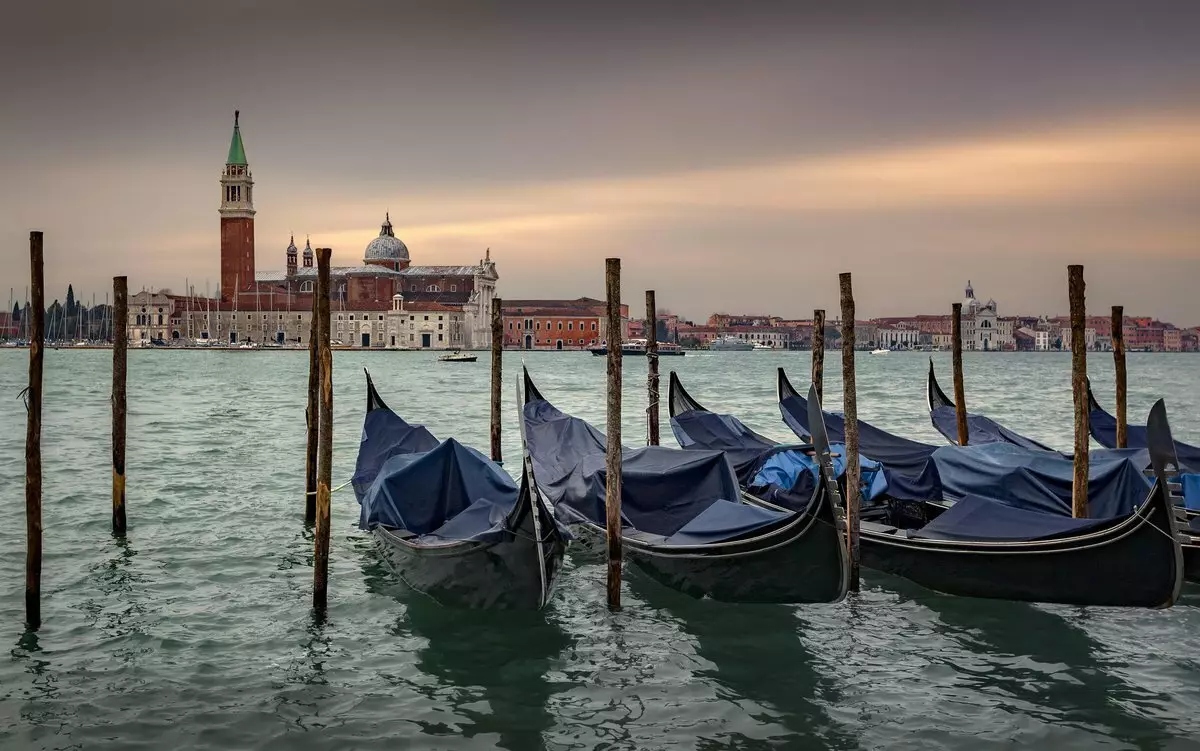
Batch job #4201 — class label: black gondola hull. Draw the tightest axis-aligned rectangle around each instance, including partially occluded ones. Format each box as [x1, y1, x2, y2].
[371, 486, 566, 610]
[861, 485, 1183, 607]
[558, 488, 848, 604]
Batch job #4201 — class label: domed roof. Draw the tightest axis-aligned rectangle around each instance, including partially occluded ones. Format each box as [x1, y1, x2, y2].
[364, 213, 409, 263]
[302, 237, 313, 258]
[286, 234, 298, 256]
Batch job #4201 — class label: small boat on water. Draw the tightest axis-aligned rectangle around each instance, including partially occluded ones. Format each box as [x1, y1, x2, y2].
[353, 371, 567, 609]
[708, 335, 754, 352]
[871, 348, 890, 355]
[769, 368, 1184, 607]
[438, 350, 477, 362]
[522, 367, 848, 603]
[592, 338, 686, 357]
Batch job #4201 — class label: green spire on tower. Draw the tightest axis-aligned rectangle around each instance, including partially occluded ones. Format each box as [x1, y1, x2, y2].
[227, 110, 248, 166]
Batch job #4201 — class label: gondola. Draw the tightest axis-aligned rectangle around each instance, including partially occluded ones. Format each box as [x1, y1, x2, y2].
[928, 364, 1200, 580]
[521, 367, 849, 603]
[353, 371, 567, 609]
[769, 369, 1185, 606]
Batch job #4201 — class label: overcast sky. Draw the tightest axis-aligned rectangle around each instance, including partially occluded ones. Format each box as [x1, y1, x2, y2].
[2, 1, 1198, 323]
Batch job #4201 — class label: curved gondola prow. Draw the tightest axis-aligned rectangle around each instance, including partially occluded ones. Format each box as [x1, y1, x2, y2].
[777, 366, 801, 404]
[806, 383, 848, 570]
[522, 365, 546, 405]
[926, 359, 954, 412]
[365, 368, 391, 413]
[1147, 399, 1182, 488]
[1086, 377, 1105, 417]
[668, 370, 706, 418]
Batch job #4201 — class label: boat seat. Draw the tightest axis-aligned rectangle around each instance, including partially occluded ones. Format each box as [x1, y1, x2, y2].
[622, 529, 670, 545]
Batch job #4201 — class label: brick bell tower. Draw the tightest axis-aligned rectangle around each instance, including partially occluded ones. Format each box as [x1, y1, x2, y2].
[219, 110, 255, 302]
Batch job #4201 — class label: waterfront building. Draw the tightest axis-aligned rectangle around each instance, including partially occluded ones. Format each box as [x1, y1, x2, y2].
[500, 298, 628, 350]
[125, 112, 496, 349]
[877, 326, 921, 349]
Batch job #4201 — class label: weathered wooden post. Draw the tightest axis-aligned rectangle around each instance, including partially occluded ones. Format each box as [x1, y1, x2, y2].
[605, 258, 623, 610]
[1111, 305, 1127, 449]
[645, 289, 659, 446]
[951, 302, 969, 445]
[25, 231, 44, 629]
[490, 296, 503, 462]
[112, 276, 128, 536]
[313, 247, 334, 610]
[839, 273, 860, 593]
[811, 309, 825, 404]
[1069, 265, 1089, 518]
[304, 289, 319, 524]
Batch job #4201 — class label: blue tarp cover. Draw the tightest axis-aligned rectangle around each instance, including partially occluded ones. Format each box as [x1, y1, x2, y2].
[352, 407, 439, 502]
[930, 405, 1058, 453]
[912, 494, 1121, 542]
[779, 387, 1151, 518]
[358, 438, 521, 543]
[524, 397, 788, 544]
[671, 408, 885, 503]
[1090, 403, 1200, 473]
[1183, 474, 1200, 510]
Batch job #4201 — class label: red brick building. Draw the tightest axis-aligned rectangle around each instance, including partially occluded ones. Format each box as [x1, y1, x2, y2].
[501, 297, 628, 349]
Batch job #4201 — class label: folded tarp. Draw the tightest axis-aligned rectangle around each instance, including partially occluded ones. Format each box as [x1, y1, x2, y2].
[525, 397, 786, 544]
[359, 438, 520, 543]
[930, 405, 1058, 453]
[352, 406, 440, 502]
[912, 494, 1121, 542]
[664, 500, 790, 546]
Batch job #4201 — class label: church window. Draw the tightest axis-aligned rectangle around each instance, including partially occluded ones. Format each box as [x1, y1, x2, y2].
[337, 315, 343, 320]
[535, 322, 540, 330]
[568, 322, 573, 330]
[300, 281, 313, 293]
[508, 322, 513, 330]
[557, 322, 563, 330]
[591, 322, 597, 330]
[426, 285, 440, 293]
[450, 285, 457, 292]
[158, 315, 163, 325]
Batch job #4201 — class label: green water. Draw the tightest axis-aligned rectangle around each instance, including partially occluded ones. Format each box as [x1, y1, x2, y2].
[1, 349, 1198, 749]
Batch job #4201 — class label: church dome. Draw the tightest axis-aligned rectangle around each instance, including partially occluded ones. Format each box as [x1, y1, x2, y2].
[364, 213, 409, 263]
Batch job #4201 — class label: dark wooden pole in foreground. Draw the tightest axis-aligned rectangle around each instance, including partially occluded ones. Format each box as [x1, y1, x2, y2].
[112, 276, 128, 536]
[604, 258, 623, 610]
[1111, 304, 1127, 449]
[313, 247, 334, 610]
[838, 273, 860, 593]
[811, 309, 825, 404]
[950, 303, 969, 446]
[645, 289, 659, 446]
[490, 297, 503, 462]
[25, 231, 44, 629]
[304, 289, 319, 524]
[1069, 265, 1089, 518]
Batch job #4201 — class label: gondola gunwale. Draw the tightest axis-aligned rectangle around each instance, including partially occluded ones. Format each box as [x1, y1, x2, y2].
[520, 367, 850, 600]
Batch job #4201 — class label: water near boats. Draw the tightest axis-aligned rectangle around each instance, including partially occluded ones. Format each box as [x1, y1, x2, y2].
[2, 349, 1199, 748]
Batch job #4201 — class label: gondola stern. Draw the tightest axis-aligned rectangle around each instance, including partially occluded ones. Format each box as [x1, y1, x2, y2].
[668, 370, 705, 417]
[1142, 400, 1185, 607]
[365, 368, 391, 413]
[927, 359, 954, 412]
[522, 366, 546, 405]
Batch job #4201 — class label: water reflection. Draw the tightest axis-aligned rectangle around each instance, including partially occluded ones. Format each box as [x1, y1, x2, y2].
[629, 577, 857, 749]
[362, 549, 571, 751]
[882, 572, 1171, 745]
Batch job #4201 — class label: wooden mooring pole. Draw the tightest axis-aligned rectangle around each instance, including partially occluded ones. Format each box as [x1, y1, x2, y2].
[1111, 304, 1127, 449]
[304, 289, 319, 524]
[112, 276, 128, 536]
[1069, 265, 1089, 518]
[26, 231, 44, 629]
[605, 258, 623, 610]
[951, 302, 969, 445]
[490, 297, 503, 462]
[811, 309, 825, 404]
[645, 289, 659, 446]
[839, 273, 860, 593]
[313, 247, 334, 610]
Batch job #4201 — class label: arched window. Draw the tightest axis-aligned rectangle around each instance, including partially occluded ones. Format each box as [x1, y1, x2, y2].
[299, 281, 313, 293]
[426, 284, 440, 293]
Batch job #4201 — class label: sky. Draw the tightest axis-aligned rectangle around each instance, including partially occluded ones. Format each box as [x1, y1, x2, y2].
[2, 0, 1199, 324]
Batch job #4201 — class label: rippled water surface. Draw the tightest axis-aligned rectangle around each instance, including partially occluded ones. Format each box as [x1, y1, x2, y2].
[1, 349, 1198, 750]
